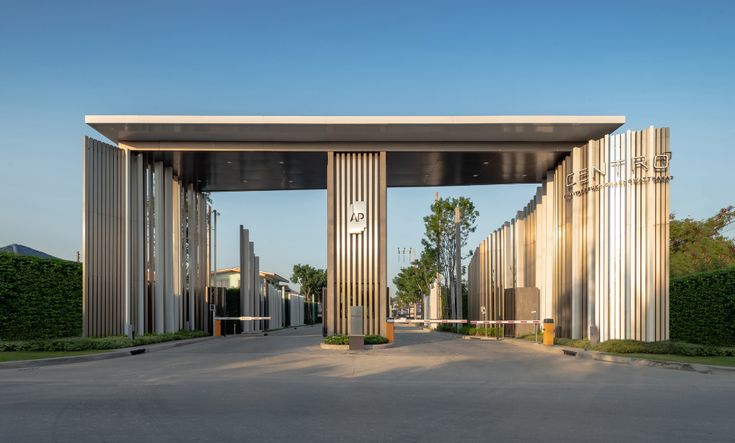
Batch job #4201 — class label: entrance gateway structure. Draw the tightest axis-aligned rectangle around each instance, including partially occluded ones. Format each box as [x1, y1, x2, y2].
[82, 115, 671, 341]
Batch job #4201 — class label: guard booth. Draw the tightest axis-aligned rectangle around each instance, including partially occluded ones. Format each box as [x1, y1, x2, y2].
[503, 288, 540, 337]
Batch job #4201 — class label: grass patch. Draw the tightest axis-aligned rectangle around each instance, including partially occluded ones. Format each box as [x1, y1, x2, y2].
[555, 338, 592, 349]
[323, 335, 389, 345]
[0, 330, 208, 352]
[519, 335, 735, 361]
[0, 350, 106, 363]
[594, 340, 735, 357]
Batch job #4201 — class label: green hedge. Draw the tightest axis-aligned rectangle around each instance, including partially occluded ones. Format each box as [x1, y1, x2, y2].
[557, 338, 735, 357]
[436, 324, 504, 337]
[0, 330, 208, 352]
[323, 335, 349, 345]
[364, 335, 389, 345]
[0, 253, 82, 340]
[670, 267, 735, 346]
[323, 335, 388, 345]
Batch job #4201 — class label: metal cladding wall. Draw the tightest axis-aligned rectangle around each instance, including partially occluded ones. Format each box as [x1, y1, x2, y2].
[83, 137, 210, 337]
[239, 229, 263, 333]
[468, 127, 671, 342]
[266, 281, 283, 330]
[326, 152, 388, 336]
[83, 138, 125, 336]
[289, 294, 305, 327]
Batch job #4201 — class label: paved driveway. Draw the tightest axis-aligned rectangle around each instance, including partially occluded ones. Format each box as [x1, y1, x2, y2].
[1, 325, 733, 442]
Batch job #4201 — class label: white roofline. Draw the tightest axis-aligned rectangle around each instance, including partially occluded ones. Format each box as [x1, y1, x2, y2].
[85, 115, 626, 125]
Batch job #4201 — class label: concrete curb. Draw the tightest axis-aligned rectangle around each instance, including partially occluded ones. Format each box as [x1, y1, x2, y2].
[0, 336, 215, 370]
[319, 342, 394, 351]
[265, 324, 320, 335]
[503, 338, 735, 374]
[214, 324, 320, 338]
[462, 335, 502, 341]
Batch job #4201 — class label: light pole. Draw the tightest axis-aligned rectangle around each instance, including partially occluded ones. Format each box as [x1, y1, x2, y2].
[454, 206, 461, 330]
[213, 210, 220, 317]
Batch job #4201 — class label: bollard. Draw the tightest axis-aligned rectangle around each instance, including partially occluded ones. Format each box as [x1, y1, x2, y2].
[386, 322, 395, 343]
[215, 319, 222, 337]
[543, 318, 555, 346]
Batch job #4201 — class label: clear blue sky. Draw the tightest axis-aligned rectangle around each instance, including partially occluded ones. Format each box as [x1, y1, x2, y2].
[1, 0, 733, 293]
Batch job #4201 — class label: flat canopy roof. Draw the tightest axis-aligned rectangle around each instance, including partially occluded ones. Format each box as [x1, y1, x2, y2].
[86, 115, 625, 143]
[85, 115, 625, 191]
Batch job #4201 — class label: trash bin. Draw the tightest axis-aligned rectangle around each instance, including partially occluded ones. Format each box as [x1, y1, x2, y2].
[543, 318, 554, 346]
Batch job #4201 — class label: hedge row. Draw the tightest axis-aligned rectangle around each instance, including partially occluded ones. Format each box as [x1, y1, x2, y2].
[555, 338, 735, 357]
[0, 330, 208, 352]
[670, 266, 735, 346]
[0, 253, 83, 340]
[436, 324, 504, 337]
[323, 335, 388, 345]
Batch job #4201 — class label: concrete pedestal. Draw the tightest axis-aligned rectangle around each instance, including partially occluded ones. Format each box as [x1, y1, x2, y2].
[349, 335, 364, 351]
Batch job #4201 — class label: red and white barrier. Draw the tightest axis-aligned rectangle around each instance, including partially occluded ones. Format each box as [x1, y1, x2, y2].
[470, 320, 540, 325]
[387, 318, 540, 325]
[387, 318, 468, 324]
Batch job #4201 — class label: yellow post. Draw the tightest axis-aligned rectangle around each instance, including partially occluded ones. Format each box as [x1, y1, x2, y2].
[386, 322, 394, 343]
[543, 318, 555, 346]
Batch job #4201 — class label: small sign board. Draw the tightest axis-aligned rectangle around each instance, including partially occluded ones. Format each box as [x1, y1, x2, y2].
[209, 304, 215, 312]
[348, 201, 367, 234]
[349, 306, 364, 336]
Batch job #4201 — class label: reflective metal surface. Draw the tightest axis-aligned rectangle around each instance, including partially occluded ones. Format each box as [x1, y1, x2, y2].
[327, 152, 387, 337]
[83, 137, 210, 336]
[468, 127, 671, 342]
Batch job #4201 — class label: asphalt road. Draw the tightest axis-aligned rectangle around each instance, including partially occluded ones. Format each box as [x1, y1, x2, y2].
[1, 325, 733, 442]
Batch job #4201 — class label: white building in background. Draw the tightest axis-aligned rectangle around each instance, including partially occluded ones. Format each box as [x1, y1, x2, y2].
[210, 267, 298, 330]
[211, 267, 241, 288]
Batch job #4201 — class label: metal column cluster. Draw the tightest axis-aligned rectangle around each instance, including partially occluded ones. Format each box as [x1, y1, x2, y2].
[265, 280, 283, 330]
[326, 152, 388, 337]
[83, 137, 211, 337]
[239, 226, 262, 332]
[468, 127, 671, 342]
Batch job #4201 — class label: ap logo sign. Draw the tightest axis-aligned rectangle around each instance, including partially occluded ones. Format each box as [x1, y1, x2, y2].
[348, 201, 367, 234]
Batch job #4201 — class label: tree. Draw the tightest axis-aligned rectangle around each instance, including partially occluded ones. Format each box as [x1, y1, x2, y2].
[670, 206, 735, 278]
[290, 264, 327, 302]
[420, 196, 478, 318]
[393, 251, 437, 310]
